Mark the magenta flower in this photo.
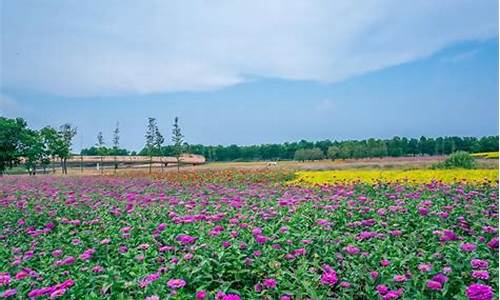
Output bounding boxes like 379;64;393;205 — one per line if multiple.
426;280;443;291
196;290;207;299
176;234;197;245
1;289;16;298
344;245;360;255
376;284;389;295
472;271;490;280
263;278;277;289
222;295;241;300
432;273;449;284
167;279;186;289
471;259;489;269
0;273;11;286
418;263;432;272
320;265;338;286
486;238;498;249
466;284;493;300
393;275;407;282
461;243;477;252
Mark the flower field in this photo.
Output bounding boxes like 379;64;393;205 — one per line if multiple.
292;169;499;186
0;171;498;299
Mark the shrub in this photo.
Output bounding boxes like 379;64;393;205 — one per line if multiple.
433;151;476;169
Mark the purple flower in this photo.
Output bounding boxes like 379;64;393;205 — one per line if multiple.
263;278;277;289
466;284;493;300
461;243;477;252
167;279;186;289
472;271;490;280
426;280;443;291
1;289;16;298
486;238;498;249
418;263;432;272
0;273;11;286
471;259;489;270
344;245;360;255
393;275;407;282
376;285;389;295
222;295;241;300
432;273;449;284
176;235;197;245
320;265;338;286
196;290;207;299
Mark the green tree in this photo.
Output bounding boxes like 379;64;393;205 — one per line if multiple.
58;124;77;174
0;117;27;175
112;122;120;172
145;117;158;173
327;146;340;160
171;117;184;171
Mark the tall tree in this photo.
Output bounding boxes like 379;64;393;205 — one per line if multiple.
112;122;120;173
171;117;184;171
58;123;77;174
96;131;105;174
145;117;158;173
20;129;45;175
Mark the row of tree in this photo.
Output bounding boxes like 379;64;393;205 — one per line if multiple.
134;136;498;162
0;117;77;175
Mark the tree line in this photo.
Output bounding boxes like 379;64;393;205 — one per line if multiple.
0;117;77;175
140;136;498;162
1;116;498;175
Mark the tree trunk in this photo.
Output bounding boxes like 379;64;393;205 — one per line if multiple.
177;157;180;172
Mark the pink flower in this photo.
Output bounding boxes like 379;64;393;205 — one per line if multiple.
370;271;379;279
167;279;186;289
263;278;277;289
393;275;407;282
461;243;477;252
486;238;498;249
466;284;493;300
176;235;197;245
418;263;432;272
340;281;351;288
344;245;360;255
380;259;391;267
472;271;490;280
471;259;489;270
431;273;448;284
0;273;10;286
196;290;207;299
426;280;443;291
1;289;16;298
222;295;241;300
376;284;389;295
320;265;338;286
15;270;28;280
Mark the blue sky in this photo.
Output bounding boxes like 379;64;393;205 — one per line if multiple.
1;1;498;151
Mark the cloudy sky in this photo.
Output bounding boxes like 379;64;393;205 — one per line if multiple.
1;1;498;151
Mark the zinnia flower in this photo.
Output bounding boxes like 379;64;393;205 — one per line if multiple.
466;284;493;300
167;279;186;289
426;280;443;291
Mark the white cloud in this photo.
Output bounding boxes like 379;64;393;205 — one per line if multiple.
1;0;497;96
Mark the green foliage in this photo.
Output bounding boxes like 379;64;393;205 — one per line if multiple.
432;151;477;169
293;148;324;161
0;117;27;174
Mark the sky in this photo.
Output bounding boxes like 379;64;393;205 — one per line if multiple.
1;1;498;152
